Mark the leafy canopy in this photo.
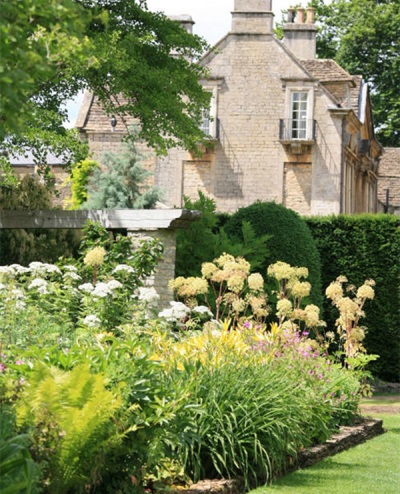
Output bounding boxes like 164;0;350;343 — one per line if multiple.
310;0;400;147
0;0;211;171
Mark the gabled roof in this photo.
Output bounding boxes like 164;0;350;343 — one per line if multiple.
300;59;354;83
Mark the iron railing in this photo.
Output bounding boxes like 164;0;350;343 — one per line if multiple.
279;119;316;141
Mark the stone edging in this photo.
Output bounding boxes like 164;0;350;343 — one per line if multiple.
173;418;384;494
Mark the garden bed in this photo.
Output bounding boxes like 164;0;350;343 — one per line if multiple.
173;417;384;494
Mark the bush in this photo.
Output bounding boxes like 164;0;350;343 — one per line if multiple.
176;192;271;277
224;202;323;309
306;214;400;382
0;175;81;265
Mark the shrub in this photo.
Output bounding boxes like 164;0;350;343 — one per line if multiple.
0;174;81;265
306;214;400;382
176;192;271;277
224;202;323;309
67;158;100;209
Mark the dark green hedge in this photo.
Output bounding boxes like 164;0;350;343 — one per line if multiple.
306;214;400;382
224;202;323;309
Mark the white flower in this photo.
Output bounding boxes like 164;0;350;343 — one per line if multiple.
28;278;47;289
92;282;112;298
112;264;135;274
78;283;95;293
10;289;26;300
158;301;191;322
83;315;102;328
10;264;30;275
63;265;78;272
0;283;5;291
137;287;160;305
192;305;213;318
63;271;82;281
0;266;16;280
43;264;61;274
107;279;123;291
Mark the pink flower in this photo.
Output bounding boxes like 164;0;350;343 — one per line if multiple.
0;363;6;372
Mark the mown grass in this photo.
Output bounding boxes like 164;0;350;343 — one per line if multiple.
250;413;400;494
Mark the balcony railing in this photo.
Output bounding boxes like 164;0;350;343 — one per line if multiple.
279;119;316;142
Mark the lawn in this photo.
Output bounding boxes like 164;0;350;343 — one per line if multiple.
250;410;400;494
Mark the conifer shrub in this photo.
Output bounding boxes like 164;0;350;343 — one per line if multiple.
224;202;323;309
306;214;400;382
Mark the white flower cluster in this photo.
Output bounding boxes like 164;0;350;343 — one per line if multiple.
112;264;136;274
137;287;160;305
28;278;49;294
158;301;191;322
29;262;61;276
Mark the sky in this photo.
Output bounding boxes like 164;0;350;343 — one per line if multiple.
146;0;296;45
66;0;301;126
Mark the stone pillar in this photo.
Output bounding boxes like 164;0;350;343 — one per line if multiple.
127;228;177;309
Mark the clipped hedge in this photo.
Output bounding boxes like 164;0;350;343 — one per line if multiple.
306;214;400;382
224;202;323;309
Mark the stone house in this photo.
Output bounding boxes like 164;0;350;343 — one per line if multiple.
377;148;400;215
77;0;382;216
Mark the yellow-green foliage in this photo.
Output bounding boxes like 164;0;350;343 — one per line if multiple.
16;363;122;493
68;159;99;209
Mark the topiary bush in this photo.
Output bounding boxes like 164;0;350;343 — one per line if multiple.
224;202;323;309
306;214;400;382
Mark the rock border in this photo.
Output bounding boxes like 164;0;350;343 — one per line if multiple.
173;418;384;494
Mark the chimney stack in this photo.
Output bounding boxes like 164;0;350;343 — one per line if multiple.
232;0;274;35
283;5;317;59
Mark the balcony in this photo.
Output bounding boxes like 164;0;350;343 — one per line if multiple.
279;119;316;155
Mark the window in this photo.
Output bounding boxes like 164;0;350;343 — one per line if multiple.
290;91;308;139
200;87;218;139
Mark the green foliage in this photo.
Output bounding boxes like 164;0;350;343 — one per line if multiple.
0;434;38;494
1;0;211;167
224;202;323;309
306;214;400;382
0;174;81;265
176;192;271;277
68;158;100;209
82;129;160;210
310;0;400;147
15;363;123;494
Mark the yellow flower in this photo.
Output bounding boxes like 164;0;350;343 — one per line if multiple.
289;280;311;299
248;273;264;291
201;262;218;278
356;284;375;300
276;299;293;317
83;246;107;267
267;261;296;281
325;281;343;301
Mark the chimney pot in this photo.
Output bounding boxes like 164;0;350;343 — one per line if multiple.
287;8;295;23
297;7;305;24
306;7;315;24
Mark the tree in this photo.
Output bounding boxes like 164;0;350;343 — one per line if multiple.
82;128;160;209
0;0;211;176
310;0;400;147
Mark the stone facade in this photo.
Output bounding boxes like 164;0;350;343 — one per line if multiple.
76;0;383;217
377;148;400;214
